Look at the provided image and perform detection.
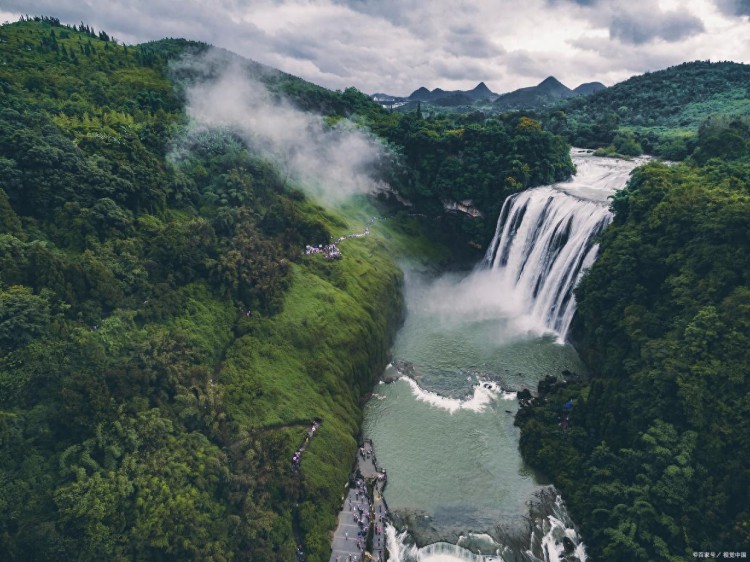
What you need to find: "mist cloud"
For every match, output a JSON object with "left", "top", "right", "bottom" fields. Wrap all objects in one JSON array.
[
  {"left": 404, "top": 269, "right": 551, "bottom": 342},
  {"left": 176, "top": 50, "right": 389, "bottom": 205}
]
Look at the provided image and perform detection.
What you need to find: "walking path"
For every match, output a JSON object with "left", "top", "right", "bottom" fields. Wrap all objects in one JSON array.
[
  {"left": 329, "top": 439, "right": 389, "bottom": 562},
  {"left": 290, "top": 419, "right": 322, "bottom": 561},
  {"left": 292, "top": 419, "right": 321, "bottom": 470}
]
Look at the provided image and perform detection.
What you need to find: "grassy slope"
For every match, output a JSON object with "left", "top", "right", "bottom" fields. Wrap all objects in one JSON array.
[{"left": 217, "top": 202, "right": 457, "bottom": 559}]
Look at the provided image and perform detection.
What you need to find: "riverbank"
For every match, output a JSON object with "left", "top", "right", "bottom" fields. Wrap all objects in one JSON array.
[
  {"left": 213, "top": 207, "right": 403, "bottom": 561},
  {"left": 217, "top": 202, "right": 467, "bottom": 561}
]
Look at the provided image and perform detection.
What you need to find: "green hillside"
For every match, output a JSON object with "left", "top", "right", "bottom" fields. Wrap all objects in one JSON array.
[
  {"left": 0, "top": 17, "right": 408, "bottom": 561},
  {"left": 552, "top": 60, "right": 750, "bottom": 158}
]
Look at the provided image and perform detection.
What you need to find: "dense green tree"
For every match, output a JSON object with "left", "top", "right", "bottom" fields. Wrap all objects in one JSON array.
[
  {"left": 0, "top": 286, "right": 52, "bottom": 349},
  {"left": 551, "top": 61, "right": 750, "bottom": 159}
]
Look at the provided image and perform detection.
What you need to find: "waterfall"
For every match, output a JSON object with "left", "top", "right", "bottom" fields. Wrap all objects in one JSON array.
[
  {"left": 484, "top": 187, "right": 611, "bottom": 340},
  {"left": 372, "top": 150, "right": 644, "bottom": 562},
  {"left": 484, "top": 150, "right": 645, "bottom": 341}
]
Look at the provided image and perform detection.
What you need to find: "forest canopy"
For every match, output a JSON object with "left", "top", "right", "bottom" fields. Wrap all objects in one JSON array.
[{"left": 0, "top": 17, "right": 401, "bottom": 561}]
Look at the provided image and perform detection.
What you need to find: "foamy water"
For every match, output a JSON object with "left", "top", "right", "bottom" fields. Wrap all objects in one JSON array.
[
  {"left": 386, "top": 524, "right": 506, "bottom": 561},
  {"left": 401, "top": 377, "right": 515, "bottom": 414}
]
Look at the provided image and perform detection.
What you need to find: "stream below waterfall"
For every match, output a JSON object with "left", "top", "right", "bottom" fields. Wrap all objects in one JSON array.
[{"left": 361, "top": 150, "right": 646, "bottom": 562}]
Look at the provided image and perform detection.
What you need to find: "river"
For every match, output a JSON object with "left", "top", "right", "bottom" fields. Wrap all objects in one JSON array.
[{"left": 361, "top": 150, "right": 646, "bottom": 561}]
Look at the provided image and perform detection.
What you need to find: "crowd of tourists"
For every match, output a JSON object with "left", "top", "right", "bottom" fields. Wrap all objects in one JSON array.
[
  {"left": 304, "top": 243, "right": 342, "bottom": 260},
  {"left": 303, "top": 218, "right": 379, "bottom": 262},
  {"left": 341, "top": 478, "right": 370, "bottom": 560}
]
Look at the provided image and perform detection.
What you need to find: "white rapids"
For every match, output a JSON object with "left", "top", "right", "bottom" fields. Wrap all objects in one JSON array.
[
  {"left": 385, "top": 491, "right": 588, "bottom": 562},
  {"left": 401, "top": 377, "right": 515, "bottom": 414},
  {"left": 484, "top": 149, "right": 647, "bottom": 341}
]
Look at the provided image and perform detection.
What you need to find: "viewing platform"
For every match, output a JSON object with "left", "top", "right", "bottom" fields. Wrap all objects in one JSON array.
[{"left": 329, "top": 439, "right": 389, "bottom": 562}]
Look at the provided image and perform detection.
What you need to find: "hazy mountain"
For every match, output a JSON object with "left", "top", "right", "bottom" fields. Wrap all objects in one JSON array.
[
  {"left": 397, "top": 76, "right": 605, "bottom": 111},
  {"left": 493, "top": 76, "right": 576, "bottom": 110},
  {"left": 467, "top": 81, "right": 495, "bottom": 100},
  {"left": 407, "top": 82, "right": 497, "bottom": 103},
  {"left": 536, "top": 76, "right": 574, "bottom": 96},
  {"left": 573, "top": 81, "right": 606, "bottom": 95},
  {"left": 408, "top": 86, "right": 433, "bottom": 100}
]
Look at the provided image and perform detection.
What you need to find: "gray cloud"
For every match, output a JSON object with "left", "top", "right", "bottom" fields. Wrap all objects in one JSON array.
[
  {"left": 569, "top": 34, "right": 691, "bottom": 79},
  {"left": 445, "top": 24, "right": 505, "bottom": 58},
  {"left": 331, "top": 0, "right": 452, "bottom": 35},
  {"left": 174, "top": 50, "right": 390, "bottom": 204},
  {"left": 714, "top": 0, "right": 750, "bottom": 16},
  {"left": 433, "top": 58, "right": 494, "bottom": 81},
  {"left": 610, "top": 10, "right": 705, "bottom": 44},
  {"left": 546, "top": 0, "right": 600, "bottom": 5},
  {"left": 504, "top": 51, "right": 561, "bottom": 81},
  {"left": 3, "top": 1, "right": 750, "bottom": 96}
]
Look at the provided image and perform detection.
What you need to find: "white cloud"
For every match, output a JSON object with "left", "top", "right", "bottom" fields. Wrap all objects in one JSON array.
[
  {"left": 174, "top": 50, "right": 390, "bottom": 204},
  {"left": 0, "top": 11, "right": 19, "bottom": 23},
  {"left": 3, "top": 1, "right": 750, "bottom": 95}
]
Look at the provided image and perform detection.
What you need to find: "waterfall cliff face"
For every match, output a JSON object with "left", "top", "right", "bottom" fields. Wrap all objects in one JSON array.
[{"left": 484, "top": 150, "right": 646, "bottom": 341}]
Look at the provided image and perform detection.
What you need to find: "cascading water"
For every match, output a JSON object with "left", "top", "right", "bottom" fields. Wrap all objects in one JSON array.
[
  {"left": 362, "top": 149, "right": 647, "bottom": 562},
  {"left": 483, "top": 188, "right": 610, "bottom": 340},
  {"left": 484, "top": 149, "right": 647, "bottom": 341}
]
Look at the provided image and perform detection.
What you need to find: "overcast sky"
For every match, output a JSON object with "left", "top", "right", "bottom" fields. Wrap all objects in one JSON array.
[{"left": 2, "top": 0, "right": 749, "bottom": 96}]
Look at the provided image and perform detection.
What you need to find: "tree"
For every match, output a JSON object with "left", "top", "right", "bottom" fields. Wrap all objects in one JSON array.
[{"left": 0, "top": 285, "right": 51, "bottom": 350}]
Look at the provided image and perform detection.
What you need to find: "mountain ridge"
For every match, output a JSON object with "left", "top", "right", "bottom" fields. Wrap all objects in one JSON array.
[
  {"left": 573, "top": 81, "right": 606, "bottom": 95},
  {"left": 493, "top": 76, "right": 580, "bottom": 110},
  {"left": 374, "top": 76, "right": 607, "bottom": 110},
  {"left": 406, "top": 81, "right": 499, "bottom": 102}
]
